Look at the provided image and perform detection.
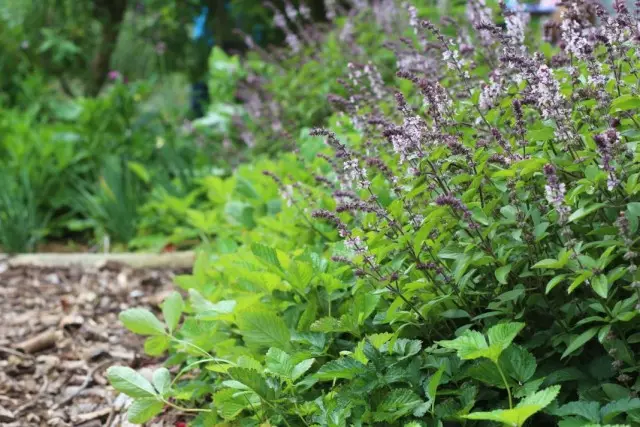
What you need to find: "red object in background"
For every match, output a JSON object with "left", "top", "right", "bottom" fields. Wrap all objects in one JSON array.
[
  {"left": 175, "top": 422, "right": 187, "bottom": 427},
  {"left": 162, "top": 243, "right": 176, "bottom": 253}
]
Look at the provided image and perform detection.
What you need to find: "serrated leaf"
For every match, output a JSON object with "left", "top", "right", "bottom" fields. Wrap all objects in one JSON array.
[
  {"left": 310, "top": 316, "right": 344, "bottom": 333},
  {"left": 107, "top": 366, "right": 157, "bottom": 398},
  {"left": 314, "top": 358, "right": 368, "bottom": 381},
  {"left": 214, "top": 389, "right": 248, "bottom": 420},
  {"left": 373, "top": 389, "right": 423, "bottom": 422},
  {"left": 501, "top": 344, "right": 537, "bottom": 383},
  {"left": 392, "top": 339, "right": 423, "bottom": 359},
  {"left": 237, "top": 311, "right": 291, "bottom": 350},
  {"left": 561, "top": 327, "right": 599, "bottom": 359},
  {"left": 162, "top": 291, "right": 184, "bottom": 333},
  {"left": 464, "top": 385, "right": 560, "bottom": 427},
  {"left": 467, "top": 359, "right": 508, "bottom": 387},
  {"left": 251, "top": 243, "right": 282, "bottom": 270},
  {"left": 228, "top": 367, "right": 275, "bottom": 400},
  {"left": 265, "top": 347, "right": 294, "bottom": 379},
  {"left": 601, "top": 398, "right": 640, "bottom": 423},
  {"left": 368, "top": 333, "right": 394, "bottom": 349},
  {"left": 438, "top": 330, "right": 489, "bottom": 361},
  {"left": 152, "top": 368, "right": 171, "bottom": 396},
  {"left": 292, "top": 359, "right": 315, "bottom": 381},
  {"left": 127, "top": 398, "right": 164, "bottom": 424},
  {"left": 488, "top": 322, "right": 525, "bottom": 351},
  {"left": 554, "top": 401, "right": 601, "bottom": 423},
  {"left": 119, "top": 308, "right": 166, "bottom": 336}
]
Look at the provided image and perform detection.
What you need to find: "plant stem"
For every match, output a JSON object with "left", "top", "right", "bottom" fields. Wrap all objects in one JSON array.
[
  {"left": 495, "top": 361, "right": 513, "bottom": 409},
  {"left": 160, "top": 398, "right": 212, "bottom": 413}
]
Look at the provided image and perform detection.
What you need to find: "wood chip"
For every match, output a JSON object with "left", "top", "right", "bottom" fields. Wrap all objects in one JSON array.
[
  {"left": 15, "top": 329, "right": 63, "bottom": 354},
  {"left": 72, "top": 407, "right": 112, "bottom": 423}
]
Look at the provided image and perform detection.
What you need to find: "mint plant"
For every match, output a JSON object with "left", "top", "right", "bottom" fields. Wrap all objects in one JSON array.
[{"left": 110, "top": 0, "right": 640, "bottom": 425}]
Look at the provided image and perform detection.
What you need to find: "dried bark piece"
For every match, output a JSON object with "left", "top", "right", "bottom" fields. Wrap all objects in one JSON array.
[{"left": 15, "top": 329, "right": 63, "bottom": 354}]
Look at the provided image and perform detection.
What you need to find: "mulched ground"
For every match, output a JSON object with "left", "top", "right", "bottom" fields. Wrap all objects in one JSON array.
[{"left": 0, "top": 261, "right": 186, "bottom": 426}]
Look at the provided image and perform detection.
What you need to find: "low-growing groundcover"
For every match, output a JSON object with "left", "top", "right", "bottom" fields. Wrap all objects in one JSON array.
[{"left": 108, "top": 1, "right": 640, "bottom": 425}]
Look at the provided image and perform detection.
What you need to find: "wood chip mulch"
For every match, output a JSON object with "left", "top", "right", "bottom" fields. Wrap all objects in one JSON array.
[{"left": 0, "top": 261, "right": 187, "bottom": 427}]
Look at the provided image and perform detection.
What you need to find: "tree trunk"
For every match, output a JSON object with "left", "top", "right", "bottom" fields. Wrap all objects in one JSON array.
[{"left": 87, "top": 0, "right": 129, "bottom": 96}]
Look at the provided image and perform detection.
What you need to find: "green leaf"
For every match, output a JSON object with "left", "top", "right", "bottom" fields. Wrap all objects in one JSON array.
[
  {"left": 533, "top": 259, "right": 565, "bottom": 269},
  {"left": 568, "top": 203, "right": 607, "bottom": 223},
  {"left": 568, "top": 271, "right": 593, "bottom": 294},
  {"left": 392, "top": 339, "right": 423, "bottom": 359},
  {"left": 227, "top": 367, "right": 275, "bottom": 400},
  {"left": 601, "top": 398, "right": 640, "bottom": 423},
  {"left": 554, "top": 401, "right": 601, "bottom": 423},
  {"left": 314, "top": 358, "right": 368, "bottom": 381},
  {"left": 628, "top": 202, "right": 640, "bottom": 217},
  {"left": 427, "top": 365, "right": 446, "bottom": 406},
  {"left": 107, "top": 366, "right": 157, "bottom": 398},
  {"left": 591, "top": 274, "right": 609, "bottom": 299},
  {"left": 189, "top": 289, "right": 236, "bottom": 318},
  {"left": 610, "top": 94, "right": 640, "bottom": 113},
  {"left": 214, "top": 389, "right": 248, "bottom": 420},
  {"left": 501, "top": 344, "right": 537, "bottom": 384},
  {"left": 562, "top": 327, "right": 599, "bottom": 359},
  {"left": 143, "top": 335, "right": 170, "bottom": 356},
  {"left": 127, "top": 399, "right": 164, "bottom": 424},
  {"left": 152, "top": 368, "right": 171, "bottom": 396},
  {"left": 526, "top": 126, "right": 555, "bottom": 141},
  {"left": 464, "top": 385, "right": 560, "bottom": 427},
  {"left": 292, "top": 358, "right": 315, "bottom": 381},
  {"left": 368, "top": 333, "right": 394, "bottom": 349},
  {"left": 373, "top": 389, "right": 424, "bottom": 422},
  {"left": 237, "top": 311, "right": 291, "bottom": 350},
  {"left": 119, "top": 308, "right": 166, "bottom": 336},
  {"left": 162, "top": 291, "right": 184, "bottom": 333},
  {"left": 495, "top": 265, "right": 512, "bottom": 285},
  {"left": 546, "top": 274, "right": 567, "bottom": 294},
  {"left": 488, "top": 322, "right": 526, "bottom": 353},
  {"left": 467, "top": 359, "right": 509, "bottom": 388},
  {"left": 251, "top": 243, "right": 282, "bottom": 270},
  {"left": 265, "top": 347, "right": 294, "bottom": 379},
  {"left": 438, "top": 330, "right": 490, "bottom": 361}
]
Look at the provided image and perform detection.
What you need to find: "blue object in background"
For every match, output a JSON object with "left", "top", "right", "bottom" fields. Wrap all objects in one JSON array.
[
  {"left": 192, "top": 6, "right": 215, "bottom": 46},
  {"left": 505, "top": 0, "right": 558, "bottom": 15},
  {"left": 189, "top": 0, "right": 266, "bottom": 118}
]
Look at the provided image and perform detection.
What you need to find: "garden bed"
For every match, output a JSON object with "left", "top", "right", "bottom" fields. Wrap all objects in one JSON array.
[{"left": 0, "top": 261, "right": 188, "bottom": 426}]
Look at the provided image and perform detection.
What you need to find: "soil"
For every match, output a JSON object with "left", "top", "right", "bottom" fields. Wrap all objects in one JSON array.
[{"left": 0, "top": 261, "right": 187, "bottom": 426}]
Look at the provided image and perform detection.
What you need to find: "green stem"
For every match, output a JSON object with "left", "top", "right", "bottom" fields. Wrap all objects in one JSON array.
[
  {"left": 170, "top": 336, "right": 214, "bottom": 358},
  {"left": 160, "top": 398, "right": 212, "bottom": 413},
  {"left": 169, "top": 357, "right": 236, "bottom": 389},
  {"left": 496, "top": 361, "right": 513, "bottom": 409}
]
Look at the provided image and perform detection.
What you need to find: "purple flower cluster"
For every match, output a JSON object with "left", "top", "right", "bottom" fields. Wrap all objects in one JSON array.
[
  {"left": 594, "top": 129, "right": 621, "bottom": 191},
  {"left": 543, "top": 164, "right": 571, "bottom": 224}
]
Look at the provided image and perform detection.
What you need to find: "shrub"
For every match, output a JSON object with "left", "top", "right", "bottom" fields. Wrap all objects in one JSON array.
[{"left": 110, "top": 1, "right": 640, "bottom": 426}]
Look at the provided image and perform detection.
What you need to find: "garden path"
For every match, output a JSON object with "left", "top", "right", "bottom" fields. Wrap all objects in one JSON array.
[{"left": 0, "top": 262, "right": 184, "bottom": 427}]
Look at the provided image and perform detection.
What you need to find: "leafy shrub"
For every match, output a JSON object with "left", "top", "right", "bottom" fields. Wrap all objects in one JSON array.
[
  {"left": 111, "top": 1, "right": 640, "bottom": 425},
  {"left": 0, "top": 77, "right": 217, "bottom": 249},
  {"left": 0, "top": 171, "right": 48, "bottom": 253}
]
